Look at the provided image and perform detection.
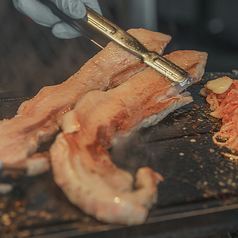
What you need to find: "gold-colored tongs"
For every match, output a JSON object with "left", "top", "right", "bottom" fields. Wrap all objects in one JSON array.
[{"left": 40, "top": 0, "right": 190, "bottom": 86}]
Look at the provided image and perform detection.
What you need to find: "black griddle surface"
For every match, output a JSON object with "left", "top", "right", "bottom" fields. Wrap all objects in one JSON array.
[{"left": 0, "top": 72, "right": 238, "bottom": 238}]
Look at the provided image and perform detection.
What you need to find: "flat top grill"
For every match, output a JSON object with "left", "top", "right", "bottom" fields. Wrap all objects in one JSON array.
[{"left": 0, "top": 72, "right": 238, "bottom": 238}]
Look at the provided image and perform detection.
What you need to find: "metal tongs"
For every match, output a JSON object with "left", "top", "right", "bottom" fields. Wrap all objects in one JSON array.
[{"left": 40, "top": 0, "right": 190, "bottom": 86}]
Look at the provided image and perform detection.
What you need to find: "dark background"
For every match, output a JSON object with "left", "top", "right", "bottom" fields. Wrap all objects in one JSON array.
[{"left": 0, "top": 0, "right": 238, "bottom": 93}]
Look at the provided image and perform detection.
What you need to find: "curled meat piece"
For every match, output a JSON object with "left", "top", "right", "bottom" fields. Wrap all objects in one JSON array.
[
  {"left": 51, "top": 133, "right": 162, "bottom": 225},
  {"left": 50, "top": 50, "right": 207, "bottom": 225}
]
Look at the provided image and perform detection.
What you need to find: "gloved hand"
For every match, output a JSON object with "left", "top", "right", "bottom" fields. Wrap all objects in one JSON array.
[{"left": 12, "top": 0, "right": 102, "bottom": 39}]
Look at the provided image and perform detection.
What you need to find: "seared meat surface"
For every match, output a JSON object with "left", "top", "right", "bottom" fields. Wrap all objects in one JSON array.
[
  {"left": 0, "top": 29, "right": 171, "bottom": 169},
  {"left": 0, "top": 28, "right": 208, "bottom": 225},
  {"left": 51, "top": 50, "right": 207, "bottom": 225}
]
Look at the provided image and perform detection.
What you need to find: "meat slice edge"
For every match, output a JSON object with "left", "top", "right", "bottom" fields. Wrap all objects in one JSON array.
[
  {"left": 50, "top": 50, "right": 208, "bottom": 225},
  {"left": 0, "top": 29, "right": 171, "bottom": 166}
]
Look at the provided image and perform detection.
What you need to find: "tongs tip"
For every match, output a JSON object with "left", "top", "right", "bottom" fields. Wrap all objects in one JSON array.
[{"left": 178, "top": 75, "right": 191, "bottom": 87}]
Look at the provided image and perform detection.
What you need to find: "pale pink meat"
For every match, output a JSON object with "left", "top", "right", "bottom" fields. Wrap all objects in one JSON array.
[
  {"left": 50, "top": 50, "right": 207, "bottom": 225},
  {"left": 0, "top": 29, "right": 171, "bottom": 166}
]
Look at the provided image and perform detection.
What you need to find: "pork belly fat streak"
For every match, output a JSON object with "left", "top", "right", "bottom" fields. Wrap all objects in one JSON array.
[
  {"left": 51, "top": 50, "right": 208, "bottom": 225},
  {"left": 0, "top": 29, "right": 171, "bottom": 166}
]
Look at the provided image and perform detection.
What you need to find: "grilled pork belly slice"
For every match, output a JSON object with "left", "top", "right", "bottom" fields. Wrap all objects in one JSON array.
[
  {"left": 0, "top": 29, "right": 171, "bottom": 167},
  {"left": 51, "top": 135, "right": 163, "bottom": 225},
  {"left": 50, "top": 50, "right": 208, "bottom": 225}
]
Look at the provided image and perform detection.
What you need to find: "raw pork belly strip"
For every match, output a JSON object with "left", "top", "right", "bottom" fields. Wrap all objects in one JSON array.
[
  {"left": 0, "top": 29, "right": 171, "bottom": 167},
  {"left": 50, "top": 50, "right": 208, "bottom": 225}
]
